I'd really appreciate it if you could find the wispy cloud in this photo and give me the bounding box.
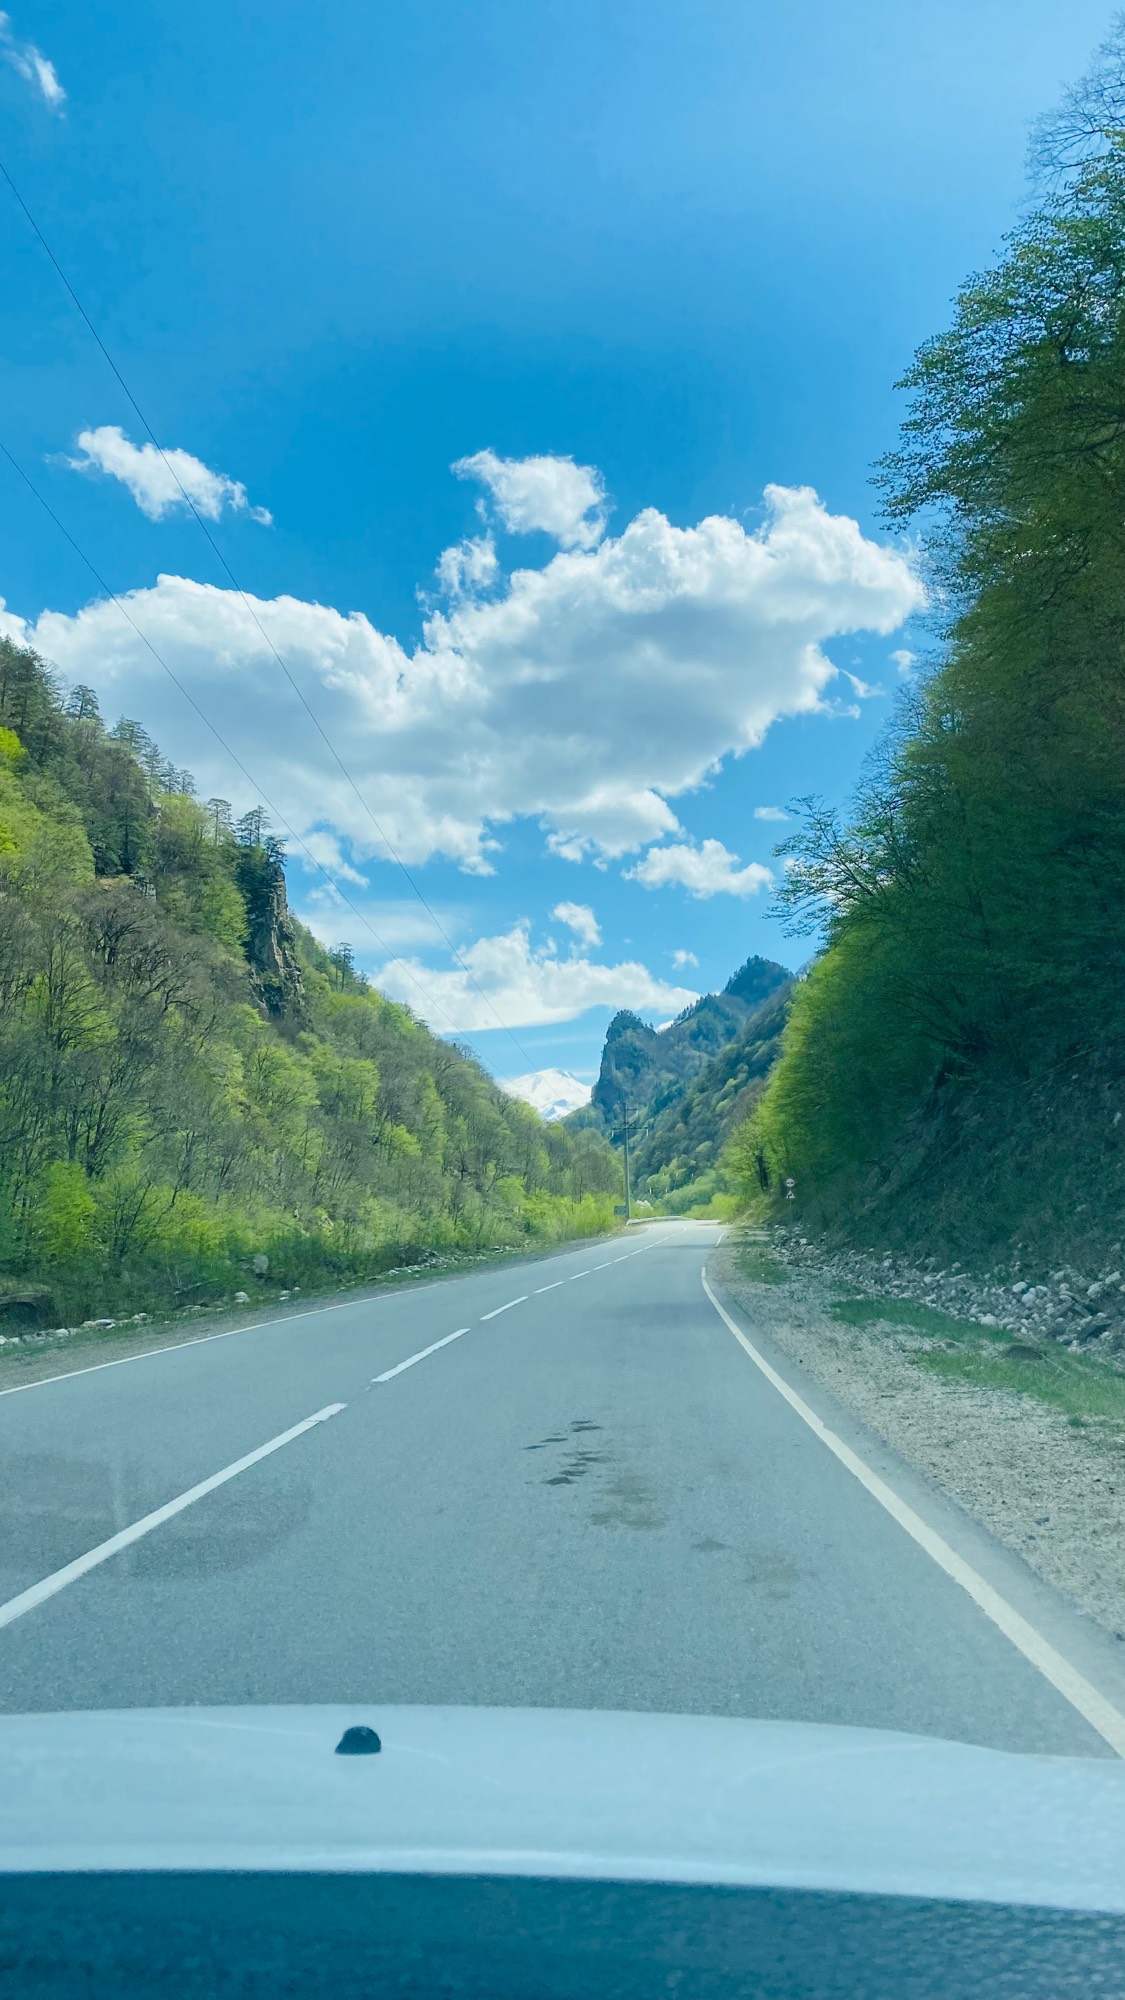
[300,829,368,888]
[842,669,882,699]
[65,426,272,525]
[753,805,790,822]
[670,947,698,968]
[0,11,64,107]
[300,894,471,953]
[552,900,601,948]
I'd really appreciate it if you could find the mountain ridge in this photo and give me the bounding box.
[573,953,793,1213]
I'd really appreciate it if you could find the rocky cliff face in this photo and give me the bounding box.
[235,837,305,1017]
[632,983,792,1201]
[588,956,791,1130]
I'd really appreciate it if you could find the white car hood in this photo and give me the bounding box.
[1,1705,1123,1913]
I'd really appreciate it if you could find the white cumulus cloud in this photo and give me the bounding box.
[892,648,917,676]
[5,478,921,873]
[66,426,272,525]
[551,900,601,948]
[626,839,772,899]
[671,948,698,968]
[0,11,64,106]
[434,534,498,598]
[375,922,697,1030]
[753,805,790,822]
[453,448,607,549]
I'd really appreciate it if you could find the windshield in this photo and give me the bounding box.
[2,0,1125,1919]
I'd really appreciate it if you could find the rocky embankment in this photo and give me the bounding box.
[773,1228,1125,1362]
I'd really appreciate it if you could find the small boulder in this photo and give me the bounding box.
[233,1290,249,1304]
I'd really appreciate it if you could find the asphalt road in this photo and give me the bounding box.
[0,1221,1119,1755]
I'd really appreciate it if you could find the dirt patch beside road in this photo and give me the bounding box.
[712,1232,1125,1645]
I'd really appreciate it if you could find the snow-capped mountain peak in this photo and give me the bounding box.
[501,1068,592,1121]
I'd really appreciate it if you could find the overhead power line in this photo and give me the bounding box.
[0,436,525,1088]
[0,155,542,1075]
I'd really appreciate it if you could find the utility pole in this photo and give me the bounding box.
[621,1093,632,1221]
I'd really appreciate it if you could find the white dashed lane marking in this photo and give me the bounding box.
[480,1297,529,1322]
[373,1329,471,1382]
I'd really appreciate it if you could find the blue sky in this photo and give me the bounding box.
[0,0,1112,1095]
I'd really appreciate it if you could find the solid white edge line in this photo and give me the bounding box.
[373,1329,470,1382]
[480,1297,528,1322]
[701,1271,1125,1759]
[0,1403,346,1635]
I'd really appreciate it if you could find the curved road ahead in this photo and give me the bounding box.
[0,1222,1121,1756]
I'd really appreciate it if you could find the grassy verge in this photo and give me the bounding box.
[729,1240,790,1286]
[828,1292,1125,1437]
[828,1295,997,1341]
[915,1343,1125,1428]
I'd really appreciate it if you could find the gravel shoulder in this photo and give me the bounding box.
[712,1231,1125,1645]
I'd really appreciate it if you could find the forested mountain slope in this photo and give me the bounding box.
[0,639,619,1329]
[585,955,790,1134]
[571,955,792,1216]
[632,983,791,1213]
[733,47,1125,1271]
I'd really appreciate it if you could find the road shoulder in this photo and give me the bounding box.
[711,1233,1125,1652]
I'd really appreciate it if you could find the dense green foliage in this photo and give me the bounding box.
[0,640,620,1326]
[734,36,1125,1266]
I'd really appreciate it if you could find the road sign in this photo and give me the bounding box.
[614,1204,629,1216]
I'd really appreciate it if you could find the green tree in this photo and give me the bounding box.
[736,26,1125,1261]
